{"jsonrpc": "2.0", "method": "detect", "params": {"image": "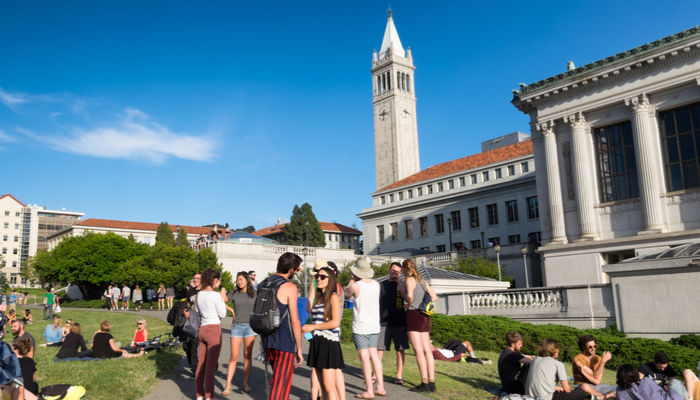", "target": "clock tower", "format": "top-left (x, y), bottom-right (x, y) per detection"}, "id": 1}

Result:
top-left (372, 10), bottom-right (420, 190)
